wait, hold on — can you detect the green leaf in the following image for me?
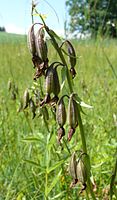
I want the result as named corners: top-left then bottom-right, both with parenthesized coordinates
top-left (22, 137), bottom-right (46, 144)
top-left (23, 159), bottom-right (45, 171)
top-left (75, 95), bottom-right (93, 109)
top-left (47, 160), bottom-right (65, 174)
top-left (49, 191), bottom-right (66, 199)
top-left (49, 29), bottom-right (61, 41)
top-left (46, 170), bottom-right (62, 196)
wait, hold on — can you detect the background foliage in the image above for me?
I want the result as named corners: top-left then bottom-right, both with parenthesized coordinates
top-left (65, 0), bottom-right (117, 38)
top-left (0, 32), bottom-right (117, 199)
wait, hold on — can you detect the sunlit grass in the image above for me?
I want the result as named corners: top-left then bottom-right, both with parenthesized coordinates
top-left (0, 32), bottom-right (116, 199)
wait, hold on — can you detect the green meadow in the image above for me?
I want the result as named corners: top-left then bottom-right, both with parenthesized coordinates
top-left (0, 32), bottom-right (117, 199)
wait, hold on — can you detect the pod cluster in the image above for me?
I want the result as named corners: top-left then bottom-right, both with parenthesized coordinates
top-left (69, 152), bottom-right (87, 193)
top-left (27, 23), bottom-right (48, 79)
top-left (56, 94), bottom-right (79, 143)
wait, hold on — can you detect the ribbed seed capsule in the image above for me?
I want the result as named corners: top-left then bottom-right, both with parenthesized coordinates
top-left (76, 159), bottom-right (87, 184)
top-left (23, 89), bottom-right (29, 109)
top-left (68, 95), bottom-right (78, 129)
top-left (45, 65), bottom-right (54, 95)
top-left (68, 94), bottom-right (78, 141)
top-left (56, 96), bottom-right (66, 127)
top-left (35, 28), bottom-right (48, 62)
top-left (66, 40), bottom-right (76, 78)
top-left (27, 24), bottom-right (36, 56)
top-left (69, 152), bottom-right (77, 180)
top-left (67, 40), bottom-right (76, 67)
top-left (53, 66), bottom-right (60, 97)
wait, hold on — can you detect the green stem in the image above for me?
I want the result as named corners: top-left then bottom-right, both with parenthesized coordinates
top-left (44, 25), bottom-right (96, 200)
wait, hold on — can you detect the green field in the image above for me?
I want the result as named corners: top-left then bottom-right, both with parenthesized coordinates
top-left (0, 32), bottom-right (117, 199)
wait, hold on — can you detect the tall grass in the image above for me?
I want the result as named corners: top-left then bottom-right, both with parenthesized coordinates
top-left (0, 32), bottom-right (116, 199)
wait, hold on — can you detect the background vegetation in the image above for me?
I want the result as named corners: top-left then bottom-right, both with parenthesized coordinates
top-left (0, 31), bottom-right (117, 199)
top-left (65, 0), bottom-right (117, 38)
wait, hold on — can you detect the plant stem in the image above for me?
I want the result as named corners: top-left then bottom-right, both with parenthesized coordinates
top-left (44, 26), bottom-right (96, 200)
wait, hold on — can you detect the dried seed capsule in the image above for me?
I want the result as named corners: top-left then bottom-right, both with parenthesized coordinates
top-left (68, 94), bottom-right (78, 141)
top-left (66, 40), bottom-right (76, 78)
top-left (27, 24), bottom-right (36, 56)
top-left (23, 89), bottom-right (29, 109)
top-left (56, 96), bottom-right (66, 127)
top-left (76, 159), bottom-right (87, 193)
top-left (76, 159), bottom-right (87, 184)
top-left (45, 65), bottom-right (54, 95)
top-left (67, 40), bottom-right (76, 67)
top-left (35, 28), bottom-right (48, 62)
top-left (69, 152), bottom-right (77, 180)
top-left (68, 95), bottom-right (78, 128)
top-left (56, 95), bottom-right (66, 143)
top-left (29, 98), bottom-right (36, 119)
top-left (53, 66), bottom-right (60, 97)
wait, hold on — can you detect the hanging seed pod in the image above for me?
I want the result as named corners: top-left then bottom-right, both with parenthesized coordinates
top-left (42, 64), bottom-right (54, 104)
top-left (66, 40), bottom-right (77, 78)
top-left (69, 152), bottom-right (77, 180)
top-left (53, 65), bottom-right (60, 97)
top-left (56, 96), bottom-right (66, 142)
top-left (76, 159), bottom-right (87, 193)
top-left (35, 28), bottom-right (48, 62)
top-left (68, 94), bottom-right (78, 141)
top-left (56, 96), bottom-right (66, 127)
top-left (23, 89), bottom-right (29, 109)
top-left (27, 24), bottom-right (36, 56)
top-left (29, 98), bottom-right (36, 119)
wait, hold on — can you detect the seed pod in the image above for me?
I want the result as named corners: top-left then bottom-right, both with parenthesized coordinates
top-left (68, 94), bottom-right (78, 141)
top-left (23, 89), bottom-right (29, 109)
top-left (56, 96), bottom-right (66, 127)
top-left (53, 66), bottom-right (60, 97)
top-left (27, 24), bottom-right (36, 56)
top-left (66, 40), bottom-right (76, 67)
top-left (35, 28), bottom-right (48, 62)
top-left (45, 65), bottom-right (54, 95)
top-left (76, 159), bottom-right (87, 184)
top-left (68, 95), bottom-right (78, 129)
top-left (66, 40), bottom-right (76, 78)
top-left (69, 152), bottom-right (77, 180)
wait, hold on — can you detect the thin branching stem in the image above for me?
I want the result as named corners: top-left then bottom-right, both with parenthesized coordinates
top-left (43, 24), bottom-right (96, 200)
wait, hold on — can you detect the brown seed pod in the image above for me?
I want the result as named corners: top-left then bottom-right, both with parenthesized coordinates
top-left (45, 65), bottom-right (54, 96)
top-left (76, 159), bottom-right (87, 184)
top-left (76, 159), bottom-right (87, 193)
top-left (66, 40), bottom-right (76, 68)
top-left (35, 28), bottom-right (48, 62)
top-left (69, 152), bottom-right (77, 180)
top-left (68, 94), bottom-right (78, 141)
top-left (27, 24), bottom-right (36, 56)
top-left (23, 89), bottom-right (29, 109)
top-left (53, 65), bottom-right (60, 97)
top-left (68, 95), bottom-right (78, 129)
top-left (56, 96), bottom-right (66, 127)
